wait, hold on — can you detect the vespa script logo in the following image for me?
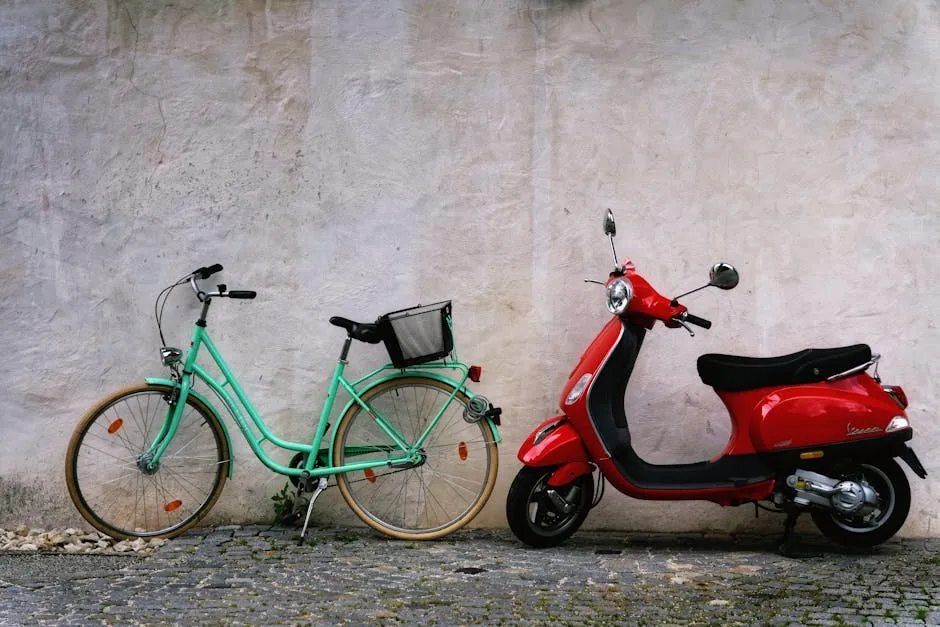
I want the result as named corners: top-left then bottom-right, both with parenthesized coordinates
top-left (846, 423), bottom-right (882, 437)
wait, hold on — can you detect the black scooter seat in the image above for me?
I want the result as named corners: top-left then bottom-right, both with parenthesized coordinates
top-left (697, 344), bottom-right (872, 392)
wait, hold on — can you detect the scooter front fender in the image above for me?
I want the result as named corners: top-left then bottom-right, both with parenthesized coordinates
top-left (518, 416), bottom-right (591, 468)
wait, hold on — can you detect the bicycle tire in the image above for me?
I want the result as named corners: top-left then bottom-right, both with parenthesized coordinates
top-left (333, 377), bottom-right (499, 540)
top-left (65, 383), bottom-right (230, 540)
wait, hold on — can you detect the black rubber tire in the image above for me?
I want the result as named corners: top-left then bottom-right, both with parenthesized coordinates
top-left (506, 465), bottom-right (594, 548)
top-left (65, 384), bottom-right (230, 540)
top-left (810, 458), bottom-right (911, 548)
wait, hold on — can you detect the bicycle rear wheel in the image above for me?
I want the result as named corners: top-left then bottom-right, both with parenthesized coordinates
top-left (65, 384), bottom-right (230, 540)
top-left (333, 377), bottom-right (498, 540)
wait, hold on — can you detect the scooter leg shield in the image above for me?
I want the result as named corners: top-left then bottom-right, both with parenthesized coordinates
top-left (518, 417), bottom-right (591, 468)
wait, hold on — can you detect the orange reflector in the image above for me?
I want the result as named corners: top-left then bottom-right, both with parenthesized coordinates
top-left (800, 451), bottom-right (824, 460)
top-left (107, 418), bottom-right (124, 434)
top-left (164, 500), bottom-right (182, 512)
top-left (458, 441), bottom-right (468, 461)
top-left (364, 468), bottom-right (376, 484)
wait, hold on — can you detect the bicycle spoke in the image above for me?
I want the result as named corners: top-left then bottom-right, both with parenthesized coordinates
top-left (67, 387), bottom-right (229, 539)
top-left (335, 378), bottom-right (497, 539)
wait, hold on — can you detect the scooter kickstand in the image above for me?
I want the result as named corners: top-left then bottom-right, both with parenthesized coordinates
top-left (778, 509), bottom-right (801, 557)
top-left (298, 477), bottom-right (329, 545)
top-left (778, 508), bottom-right (821, 558)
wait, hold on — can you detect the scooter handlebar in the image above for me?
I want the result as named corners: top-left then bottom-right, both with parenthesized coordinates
top-left (683, 313), bottom-right (712, 329)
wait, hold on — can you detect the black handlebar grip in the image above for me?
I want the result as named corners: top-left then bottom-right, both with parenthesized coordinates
top-left (685, 313), bottom-right (712, 329)
top-left (194, 264), bottom-right (224, 279)
top-left (228, 290), bottom-right (257, 300)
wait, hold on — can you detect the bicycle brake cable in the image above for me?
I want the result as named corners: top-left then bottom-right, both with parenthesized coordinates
top-left (154, 274), bottom-right (194, 348)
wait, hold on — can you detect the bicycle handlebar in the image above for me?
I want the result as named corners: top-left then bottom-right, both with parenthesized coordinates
top-left (188, 269), bottom-right (257, 302)
top-left (193, 264), bottom-right (224, 280)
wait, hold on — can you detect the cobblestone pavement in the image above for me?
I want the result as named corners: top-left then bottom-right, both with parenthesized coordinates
top-left (1, 525), bottom-right (938, 625)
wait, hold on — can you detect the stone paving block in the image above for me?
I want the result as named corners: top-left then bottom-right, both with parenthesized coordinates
top-left (1, 528), bottom-right (939, 624)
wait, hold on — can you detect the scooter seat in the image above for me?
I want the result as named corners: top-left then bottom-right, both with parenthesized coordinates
top-left (697, 344), bottom-right (872, 392)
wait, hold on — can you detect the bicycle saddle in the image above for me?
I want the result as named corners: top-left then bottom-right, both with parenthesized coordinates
top-left (329, 316), bottom-right (383, 344)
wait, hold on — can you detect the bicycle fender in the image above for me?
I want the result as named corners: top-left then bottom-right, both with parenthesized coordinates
top-left (329, 371), bottom-right (502, 459)
top-left (145, 377), bottom-right (234, 478)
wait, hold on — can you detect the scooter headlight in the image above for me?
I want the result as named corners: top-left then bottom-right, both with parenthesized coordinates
top-left (606, 277), bottom-right (633, 314)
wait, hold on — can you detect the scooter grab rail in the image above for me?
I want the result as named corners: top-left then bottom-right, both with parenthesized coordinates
top-left (826, 353), bottom-right (881, 382)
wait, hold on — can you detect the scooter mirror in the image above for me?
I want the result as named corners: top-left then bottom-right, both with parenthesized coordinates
top-left (603, 209), bottom-right (616, 236)
top-left (709, 262), bottom-right (739, 290)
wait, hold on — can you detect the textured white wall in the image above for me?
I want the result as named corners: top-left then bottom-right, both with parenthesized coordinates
top-left (1, 0), bottom-right (938, 537)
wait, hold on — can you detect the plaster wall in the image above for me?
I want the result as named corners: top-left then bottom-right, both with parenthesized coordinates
top-left (1, 0), bottom-right (938, 537)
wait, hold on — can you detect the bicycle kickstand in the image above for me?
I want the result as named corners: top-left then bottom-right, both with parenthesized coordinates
top-left (299, 477), bottom-right (329, 545)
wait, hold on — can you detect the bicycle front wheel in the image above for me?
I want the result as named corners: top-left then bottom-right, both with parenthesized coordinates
top-left (333, 377), bottom-right (499, 540)
top-left (65, 384), bottom-right (230, 540)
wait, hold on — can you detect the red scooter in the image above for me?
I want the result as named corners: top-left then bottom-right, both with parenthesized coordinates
top-left (507, 210), bottom-right (927, 553)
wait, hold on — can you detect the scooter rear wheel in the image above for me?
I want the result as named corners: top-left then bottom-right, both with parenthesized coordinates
top-left (506, 465), bottom-right (594, 548)
top-left (809, 458), bottom-right (911, 547)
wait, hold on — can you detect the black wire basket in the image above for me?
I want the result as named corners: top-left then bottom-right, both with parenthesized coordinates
top-left (378, 301), bottom-right (454, 368)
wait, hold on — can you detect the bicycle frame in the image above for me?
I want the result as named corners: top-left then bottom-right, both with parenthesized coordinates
top-left (144, 318), bottom-right (495, 480)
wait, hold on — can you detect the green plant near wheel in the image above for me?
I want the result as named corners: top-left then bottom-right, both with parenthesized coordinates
top-left (271, 482), bottom-right (297, 525)
top-left (65, 264), bottom-right (502, 541)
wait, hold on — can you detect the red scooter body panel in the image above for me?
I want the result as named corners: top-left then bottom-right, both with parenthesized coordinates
top-left (560, 317), bottom-right (623, 413)
top-left (559, 317), bottom-right (623, 467)
top-left (718, 374), bottom-right (907, 453)
top-left (517, 416), bottom-right (591, 467)
top-left (623, 272), bottom-right (685, 324)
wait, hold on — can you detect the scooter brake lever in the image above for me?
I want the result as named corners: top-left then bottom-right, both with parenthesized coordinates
top-left (672, 318), bottom-right (695, 337)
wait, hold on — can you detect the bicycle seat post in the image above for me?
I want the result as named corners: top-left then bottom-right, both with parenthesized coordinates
top-left (339, 336), bottom-right (352, 363)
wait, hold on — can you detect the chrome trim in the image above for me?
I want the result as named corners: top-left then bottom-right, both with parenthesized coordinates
top-left (533, 419), bottom-right (563, 446)
top-left (826, 353), bottom-right (881, 382)
top-left (882, 387), bottom-right (905, 410)
top-left (160, 347), bottom-right (183, 366)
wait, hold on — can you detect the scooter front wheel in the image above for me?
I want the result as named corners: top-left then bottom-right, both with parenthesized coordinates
top-left (506, 465), bottom-right (594, 548)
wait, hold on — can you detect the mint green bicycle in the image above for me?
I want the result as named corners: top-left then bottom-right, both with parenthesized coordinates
top-left (65, 264), bottom-right (502, 541)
